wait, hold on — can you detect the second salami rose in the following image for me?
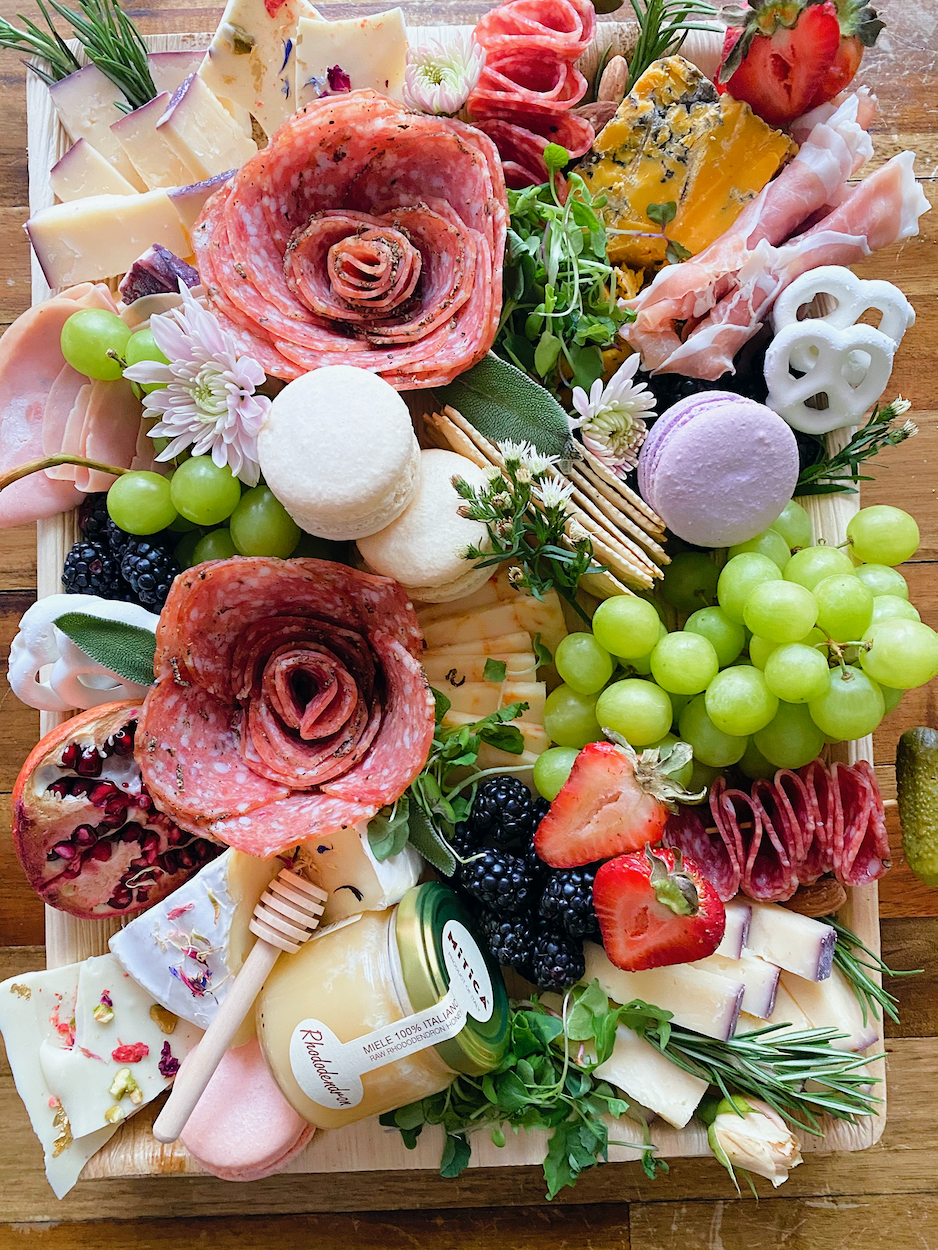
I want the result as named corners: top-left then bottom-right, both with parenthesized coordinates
top-left (192, 90), bottom-right (507, 388)
top-left (134, 557), bottom-right (435, 859)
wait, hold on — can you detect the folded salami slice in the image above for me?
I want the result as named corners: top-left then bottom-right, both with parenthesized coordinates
top-left (474, 0), bottom-right (596, 58)
top-left (662, 804), bottom-right (741, 901)
top-left (749, 778), bottom-right (800, 902)
top-left (799, 759), bottom-right (837, 881)
top-left (468, 49), bottom-right (589, 118)
top-left (474, 112), bottom-right (594, 187)
top-left (831, 759), bottom-right (891, 887)
top-left (136, 557), bottom-right (435, 859)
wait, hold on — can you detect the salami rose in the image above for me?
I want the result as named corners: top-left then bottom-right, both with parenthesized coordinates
top-left (192, 92), bottom-right (507, 389)
top-left (135, 558), bottom-right (435, 858)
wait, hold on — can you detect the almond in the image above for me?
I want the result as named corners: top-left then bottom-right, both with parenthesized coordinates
top-left (572, 100), bottom-right (618, 131)
top-left (782, 876), bottom-right (847, 918)
top-left (597, 55), bottom-right (628, 103)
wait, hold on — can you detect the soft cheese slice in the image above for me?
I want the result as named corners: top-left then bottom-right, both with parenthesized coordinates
top-left (50, 139), bottom-right (139, 202)
top-left (444, 681), bottom-right (546, 721)
top-left (295, 821), bottom-right (422, 925)
top-left (0, 965), bottom-right (117, 1198)
top-left (584, 941), bottom-right (744, 1041)
top-left (157, 74), bottom-right (257, 180)
top-left (422, 652), bottom-right (539, 686)
top-left (744, 903), bottom-right (836, 982)
top-left (715, 898), bottom-right (752, 960)
top-left (26, 191), bottom-right (193, 287)
top-left (692, 951), bottom-right (780, 1020)
top-left (111, 93), bottom-right (202, 190)
top-left (294, 9), bottom-right (407, 108)
top-left (197, 0), bottom-right (321, 136)
top-left (779, 967), bottom-right (879, 1052)
top-left (594, 1025), bottom-right (708, 1128)
top-left (421, 596), bottom-right (567, 657)
top-left (48, 65), bottom-right (146, 191)
top-left (109, 848), bottom-right (280, 1033)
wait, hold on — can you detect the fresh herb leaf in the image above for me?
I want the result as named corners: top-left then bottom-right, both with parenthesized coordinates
top-left (646, 201), bottom-right (677, 227)
top-left (483, 658), bottom-right (507, 683)
top-left (822, 912), bottom-right (922, 1027)
top-left (532, 633), bottom-right (553, 667)
top-left (543, 142), bottom-right (570, 177)
top-left (440, 1133), bottom-right (472, 1178)
top-left (406, 802), bottom-right (457, 876)
top-left (431, 686), bottom-right (452, 721)
top-left (53, 612), bottom-right (156, 687)
top-left (366, 795), bottom-right (411, 862)
top-left (665, 239), bottom-right (692, 264)
top-left (796, 398), bottom-right (917, 496)
top-left (626, 0), bottom-right (721, 89)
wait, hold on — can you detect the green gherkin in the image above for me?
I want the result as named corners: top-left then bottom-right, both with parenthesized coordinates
top-left (896, 727), bottom-right (938, 888)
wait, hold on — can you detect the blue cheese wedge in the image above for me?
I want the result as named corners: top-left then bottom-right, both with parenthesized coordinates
top-left (49, 139), bottom-right (139, 202)
top-left (111, 93), bottom-right (202, 190)
top-left (294, 9), bottom-right (407, 108)
top-left (48, 65), bottom-right (146, 191)
top-left (197, 0), bottom-right (321, 137)
top-left (594, 1025), bottom-right (708, 1128)
top-left (157, 74), bottom-right (257, 181)
top-left (294, 822), bottom-right (422, 925)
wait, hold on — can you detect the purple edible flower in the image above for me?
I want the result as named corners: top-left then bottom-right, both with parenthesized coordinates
top-left (327, 65), bottom-right (351, 92)
top-left (159, 1041), bottom-right (180, 1078)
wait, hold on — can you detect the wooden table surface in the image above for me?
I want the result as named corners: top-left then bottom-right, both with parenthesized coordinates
top-left (1, 0), bottom-right (937, 1245)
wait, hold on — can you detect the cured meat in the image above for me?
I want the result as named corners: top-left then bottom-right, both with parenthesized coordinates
top-left (832, 759), bottom-right (891, 887)
top-left (474, 113), bottom-right (594, 187)
top-left (468, 49), bottom-right (589, 118)
top-left (662, 804), bottom-right (741, 901)
top-left (192, 91), bottom-right (507, 388)
top-left (136, 557), bottom-right (435, 859)
top-left (474, 0), bottom-right (596, 58)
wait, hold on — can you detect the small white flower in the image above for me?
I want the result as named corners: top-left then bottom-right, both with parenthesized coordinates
top-left (403, 33), bottom-right (485, 116)
top-left (709, 1098), bottom-right (803, 1189)
top-left (497, 438), bottom-right (535, 469)
top-left (123, 284), bottom-right (270, 487)
top-left (535, 477), bottom-right (574, 511)
top-left (523, 449), bottom-right (561, 477)
top-left (569, 353), bottom-right (655, 477)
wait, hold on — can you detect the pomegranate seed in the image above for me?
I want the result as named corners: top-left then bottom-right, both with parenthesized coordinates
top-left (135, 889), bottom-right (150, 904)
top-left (166, 826), bottom-right (184, 845)
top-left (129, 855), bottom-right (148, 869)
top-left (160, 851), bottom-right (179, 874)
top-left (177, 848), bottom-right (194, 869)
top-left (60, 742), bottom-right (81, 769)
top-left (62, 862), bottom-right (83, 879)
top-left (111, 726), bottom-right (135, 756)
top-left (47, 779), bottom-right (71, 799)
top-left (119, 822), bottom-right (144, 843)
top-left (50, 843), bottom-right (75, 860)
top-left (74, 825), bottom-right (96, 845)
top-left (88, 841), bottom-right (112, 862)
top-left (75, 747), bottom-right (103, 778)
top-left (107, 891), bottom-right (132, 909)
top-left (70, 778), bottom-right (92, 798)
top-left (89, 782), bottom-right (119, 807)
top-left (136, 794), bottom-right (152, 811)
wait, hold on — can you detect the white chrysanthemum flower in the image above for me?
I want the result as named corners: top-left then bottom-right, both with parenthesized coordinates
top-left (536, 477), bottom-right (574, 511)
top-left (403, 33), bottom-right (485, 116)
top-left (497, 438), bottom-right (535, 469)
top-left (569, 353), bottom-right (655, 477)
top-left (523, 448), bottom-right (561, 476)
top-left (123, 284), bottom-right (270, 486)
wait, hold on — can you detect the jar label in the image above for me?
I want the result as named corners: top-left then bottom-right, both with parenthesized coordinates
top-left (289, 921), bottom-right (493, 1110)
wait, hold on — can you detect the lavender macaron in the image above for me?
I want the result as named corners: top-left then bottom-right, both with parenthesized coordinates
top-left (638, 391), bottom-right (799, 548)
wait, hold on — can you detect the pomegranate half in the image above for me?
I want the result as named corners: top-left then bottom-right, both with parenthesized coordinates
top-left (12, 700), bottom-right (222, 919)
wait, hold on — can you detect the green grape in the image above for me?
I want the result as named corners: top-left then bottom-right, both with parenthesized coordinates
top-left (704, 665), bottom-right (778, 736)
top-left (649, 631), bottom-right (719, 695)
top-left (167, 512), bottom-right (199, 534)
top-left (807, 665), bottom-right (885, 739)
top-left (717, 553), bottom-right (782, 624)
top-left (739, 737), bottom-right (777, 780)
top-left (230, 486), bottom-right (302, 558)
top-left (679, 694), bottom-right (748, 767)
top-left (626, 622), bottom-right (667, 675)
top-left (192, 528), bottom-right (237, 563)
top-left (729, 528), bottom-right (791, 571)
top-left (543, 685), bottom-right (602, 749)
top-left (290, 533), bottom-right (350, 562)
top-left (124, 328), bottom-right (169, 394)
top-left (763, 643), bottom-right (831, 704)
top-left (106, 471), bottom-right (177, 535)
top-left (770, 499), bottom-right (813, 551)
top-left (748, 634), bottom-right (778, 670)
top-left (784, 544), bottom-right (856, 591)
top-left (870, 594), bottom-right (921, 625)
top-left (813, 574), bottom-right (874, 642)
top-left (596, 679), bottom-right (672, 747)
top-left (684, 606), bottom-right (745, 668)
top-left (647, 733), bottom-right (694, 787)
top-left (847, 505), bottom-right (920, 566)
top-left (173, 528), bottom-right (203, 569)
top-left (661, 551), bottom-right (719, 614)
top-left (882, 684), bottom-right (903, 714)
top-left (60, 308), bottom-right (132, 381)
top-left (555, 632), bottom-right (614, 695)
top-left (754, 701), bottom-right (827, 769)
top-left (689, 758), bottom-right (723, 793)
top-left (170, 456), bottom-right (243, 526)
top-left (743, 580), bottom-right (818, 644)
top-left (533, 746), bottom-right (580, 801)
top-left (860, 618), bottom-right (938, 689)
top-left (669, 690), bottom-right (691, 726)
top-left (592, 595), bottom-right (662, 659)
top-left (854, 563), bottom-right (909, 600)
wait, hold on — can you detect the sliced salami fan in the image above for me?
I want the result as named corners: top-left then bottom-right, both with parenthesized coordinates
top-left (468, 49), bottom-right (590, 118)
top-left (749, 778), bottom-right (800, 902)
top-left (800, 759), bottom-right (837, 881)
top-left (474, 0), bottom-right (596, 59)
top-left (832, 760), bottom-right (891, 887)
top-left (474, 113), bottom-right (594, 187)
top-left (662, 804), bottom-right (741, 901)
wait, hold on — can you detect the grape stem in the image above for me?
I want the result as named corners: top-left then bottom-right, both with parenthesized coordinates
top-left (826, 639), bottom-right (873, 676)
top-left (0, 454), bottom-right (130, 492)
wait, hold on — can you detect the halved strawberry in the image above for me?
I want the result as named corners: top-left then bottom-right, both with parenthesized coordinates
top-left (534, 738), bottom-right (701, 869)
top-left (806, 2), bottom-right (884, 108)
top-left (593, 846), bottom-right (726, 972)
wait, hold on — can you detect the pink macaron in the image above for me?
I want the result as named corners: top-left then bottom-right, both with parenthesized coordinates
top-left (179, 1037), bottom-right (313, 1181)
top-left (638, 391), bottom-right (799, 548)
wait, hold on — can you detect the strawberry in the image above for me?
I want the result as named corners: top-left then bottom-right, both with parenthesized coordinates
top-left (806, 1), bottom-right (884, 108)
top-left (592, 845), bottom-right (726, 972)
top-left (534, 738), bottom-right (701, 869)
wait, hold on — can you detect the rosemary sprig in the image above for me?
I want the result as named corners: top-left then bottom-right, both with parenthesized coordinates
top-left (822, 913), bottom-right (923, 1027)
top-left (626, 0), bottom-right (722, 89)
top-left (0, 3), bottom-right (80, 82)
top-left (795, 397), bottom-right (917, 496)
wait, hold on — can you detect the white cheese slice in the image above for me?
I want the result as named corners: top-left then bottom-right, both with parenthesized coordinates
top-left (147, 49), bottom-right (205, 94)
top-left (584, 941), bottom-right (744, 1041)
top-left (26, 191), bottom-right (193, 287)
top-left (417, 577), bottom-right (504, 626)
top-left (444, 681), bottom-right (546, 722)
top-left (157, 74), bottom-right (257, 181)
top-left (744, 902), bottom-right (836, 982)
top-left (111, 93), bottom-right (202, 190)
top-left (0, 965), bottom-right (117, 1198)
top-left (168, 170), bottom-right (236, 231)
top-left (779, 966), bottom-right (879, 1052)
top-left (50, 139), bottom-right (139, 202)
top-left (737, 980), bottom-right (813, 1036)
top-left (715, 898), bottom-right (752, 960)
top-left (594, 1025), bottom-right (708, 1128)
top-left (423, 632), bottom-right (536, 659)
top-left (294, 9), bottom-right (407, 108)
top-left (109, 848), bottom-right (279, 1034)
top-left (692, 951), bottom-right (780, 1020)
top-left (48, 65), bottom-right (146, 191)
top-left (423, 652), bottom-right (538, 686)
top-left (421, 595), bottom-right (567, 657)
top-left (294, 821), bottom-right (422, 924)
top-left (197, 0), bottom-right (321, 137)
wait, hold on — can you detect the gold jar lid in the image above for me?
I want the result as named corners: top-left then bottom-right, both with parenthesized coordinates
top-left (394, 882), bottom-right (509, 1076)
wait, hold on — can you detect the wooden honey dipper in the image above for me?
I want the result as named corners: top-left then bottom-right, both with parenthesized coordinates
top-left (153, 867), bottom-right (327, 1144)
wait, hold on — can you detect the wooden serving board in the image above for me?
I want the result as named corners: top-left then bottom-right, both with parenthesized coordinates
top-left (25, 30), bottom-right (885, 1186)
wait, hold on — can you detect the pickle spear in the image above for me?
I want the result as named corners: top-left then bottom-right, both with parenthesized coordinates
top-left (896, 727), bottom-right (938, 887)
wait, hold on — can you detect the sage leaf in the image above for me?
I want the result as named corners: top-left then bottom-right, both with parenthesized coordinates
top-left (54, 612), bottom-right (156, 687)
top-left (407, 803), bottom-right (457, 877)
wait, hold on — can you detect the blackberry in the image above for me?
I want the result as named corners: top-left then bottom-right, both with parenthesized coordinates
top-left (470, 775), bottom-right (537, 847)
top-left (539, 866), bottom-right (600, 938)
top-left (479, 911), bottom-right (536, 976)
top-left (62, 537), bottom-right (124, 598)
top-left (78, 493), bottom-right (110, 541)
top-left (458, 847), bottom-right (534, 915)
top-left (530, 924), bottom-right (585, 993)
top-left (447, 820), bottom-right (480, 860)
top-left (106, 518), bottom-right (134, 561)
top-left (120, 538), bottom-right (180, 610)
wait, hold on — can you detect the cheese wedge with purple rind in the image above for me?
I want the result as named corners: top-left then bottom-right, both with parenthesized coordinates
top-left (744, 903), bottom-right (836, 982)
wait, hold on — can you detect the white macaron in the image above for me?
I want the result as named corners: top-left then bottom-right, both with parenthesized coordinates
top-left (257, 365), bottom-right (421, 541)
top-left (357, 449), bottom-right (493, 602)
